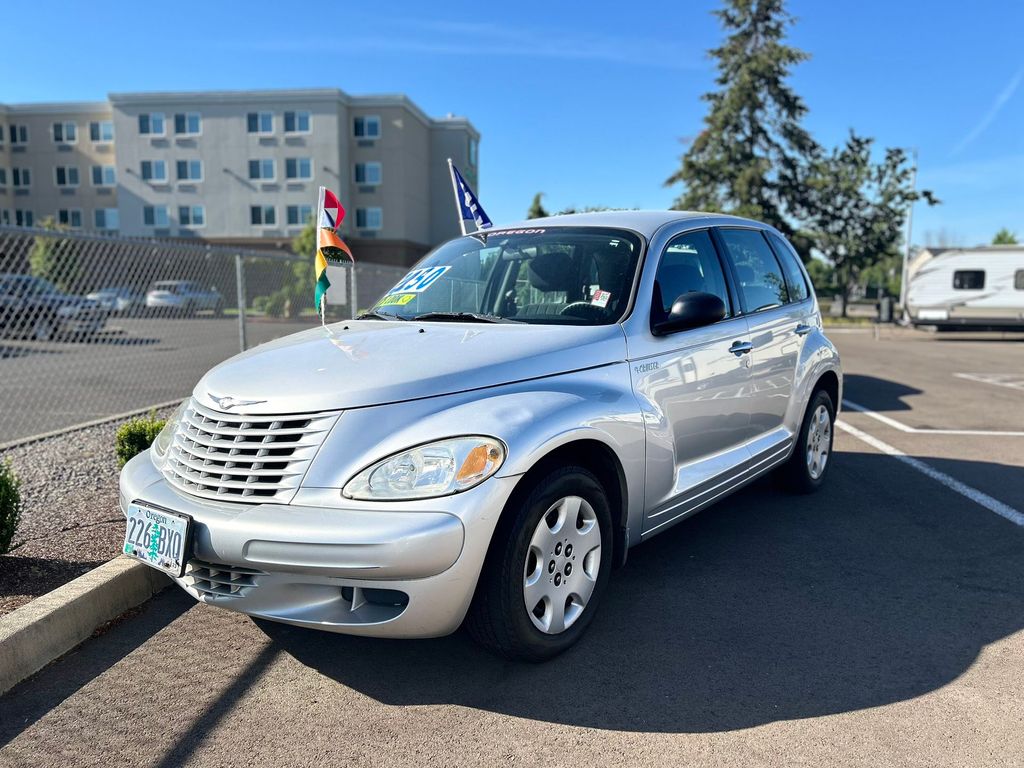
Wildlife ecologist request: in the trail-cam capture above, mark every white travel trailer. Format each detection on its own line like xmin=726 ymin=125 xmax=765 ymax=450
xmin=906 ymin=246 xmax=1024 ymax=329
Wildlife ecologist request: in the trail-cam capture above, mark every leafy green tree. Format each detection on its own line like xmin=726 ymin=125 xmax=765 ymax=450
xmin=993 ymin=228 xmax=1018 ymax=245
xmin=526 ymin=193 xmax=549 ymax=219
xmin=804 ymin=258 xmax=835 ymax=293
xmin=28 ymin=217 xmax=78 ymax=292
xmin=798 ymin=133 xmax=937 ymax=316
xmin=666 ymin=0 xmax=818 ymax=259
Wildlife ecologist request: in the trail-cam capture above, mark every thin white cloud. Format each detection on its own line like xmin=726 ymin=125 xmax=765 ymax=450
xmin=951 ymin=66 xmax=1024 ymax=155
xmin=225 ymin=17 xmax=701 ymax=71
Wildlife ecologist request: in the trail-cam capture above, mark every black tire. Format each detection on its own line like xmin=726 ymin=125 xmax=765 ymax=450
xmin=466 ymin=466 xmax=613 ymax=661
xmin=781 ymin=388 xmax=836 ymax=494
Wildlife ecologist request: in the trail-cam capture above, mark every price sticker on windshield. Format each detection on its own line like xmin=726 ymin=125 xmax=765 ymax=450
xmin=387 ymin=266 xmax=451 ymax=295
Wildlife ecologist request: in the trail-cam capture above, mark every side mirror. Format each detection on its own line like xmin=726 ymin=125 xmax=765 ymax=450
xmin=652 ymin=291 xmax=727 ymax=336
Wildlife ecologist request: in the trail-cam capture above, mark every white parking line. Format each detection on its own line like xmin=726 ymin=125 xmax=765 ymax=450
xmin=954 ymin=372 xmax=1024 ymax=392
xmin=836 ymin=419 xmax=1024 ymax=527
xmin=842 ymin=399 xmax=1024 ymax=437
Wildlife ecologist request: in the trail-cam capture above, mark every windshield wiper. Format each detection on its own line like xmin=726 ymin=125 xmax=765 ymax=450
xmin=412 ymin=311 xmax=521 ymax=324
xmin=355 ymin=310 xmax=408 ymax=321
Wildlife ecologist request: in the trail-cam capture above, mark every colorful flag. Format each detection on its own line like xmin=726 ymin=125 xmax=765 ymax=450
xmin=314 ymin=186 xmax=355 ymax=319
xmin=448 ymin=159 xmax=492 ymax=235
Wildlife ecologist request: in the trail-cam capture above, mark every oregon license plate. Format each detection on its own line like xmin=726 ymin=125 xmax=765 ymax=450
xmin=123 ymin=502 xmax=191 ymax=577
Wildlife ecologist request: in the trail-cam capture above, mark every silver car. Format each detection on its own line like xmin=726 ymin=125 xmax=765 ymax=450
xmin=119 ymin=211 xmax=841 ymax=660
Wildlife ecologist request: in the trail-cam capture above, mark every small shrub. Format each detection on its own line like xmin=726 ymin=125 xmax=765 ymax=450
xmin=0 ymin=460 xmax=22 ymax=555
xmin=116 ymin=412 xmax=167 ymax=467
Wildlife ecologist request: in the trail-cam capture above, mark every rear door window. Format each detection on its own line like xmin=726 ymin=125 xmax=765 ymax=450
xmin=717 ymin=228 xmax=789 ymax=312
xmin=653 ymin=230 xmax=731 ymax=321
xmin=765 ymin=232 xmax=810 ymax=302
xmin=953 ymin=270 xmax=985 ymax=290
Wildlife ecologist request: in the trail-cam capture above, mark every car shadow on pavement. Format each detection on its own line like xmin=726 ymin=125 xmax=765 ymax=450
xmin=841 ymin=373 xmax=921 ymax=412
xmin=259 ymin=451 xmax=1024 ymax=734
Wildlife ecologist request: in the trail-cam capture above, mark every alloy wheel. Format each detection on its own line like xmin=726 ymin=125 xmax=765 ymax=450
xmin=806 ymin=403 xmax=832 ymax=480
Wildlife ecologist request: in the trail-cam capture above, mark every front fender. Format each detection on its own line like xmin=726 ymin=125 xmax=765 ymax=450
xmin=301 ymin=364 xmax=647 ymax=542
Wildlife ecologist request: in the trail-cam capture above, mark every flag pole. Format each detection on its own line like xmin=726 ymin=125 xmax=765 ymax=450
xmin=447 ymin=158 xmax=468 ymax=236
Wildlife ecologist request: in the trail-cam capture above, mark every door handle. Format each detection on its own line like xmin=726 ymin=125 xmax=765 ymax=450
xmin=795 ymin=324 xmax=813 ymax=336
xmin=729 ymin=340 xmax=753 ymax=356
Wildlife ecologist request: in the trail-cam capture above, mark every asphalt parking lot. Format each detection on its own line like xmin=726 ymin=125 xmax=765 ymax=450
xmin=0 ymin=317 xmax=304 ymax=444
xmin=1 ymin=327 xmax=1022 ymax=767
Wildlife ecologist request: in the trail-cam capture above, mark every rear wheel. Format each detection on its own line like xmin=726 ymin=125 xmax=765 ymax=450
xmin=466 ymin=466 xmax=612 ymax=661
xmin=781 ymin=388 xmax=835 ymax=494
xmin=31 ymin=315 xmax=55 ymax=341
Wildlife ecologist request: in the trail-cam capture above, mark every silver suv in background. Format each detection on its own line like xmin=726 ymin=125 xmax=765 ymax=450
xmin=145 ymin=280 xmax=224 ymax=316
xmin=120 ymin=211 xmax=841 ymax=661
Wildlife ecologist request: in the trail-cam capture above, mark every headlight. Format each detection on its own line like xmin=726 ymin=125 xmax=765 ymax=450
xmin=343 ymin=436 xmax=506 ymax=500
xmin=150 ymin=399 xmax=188 ymax=466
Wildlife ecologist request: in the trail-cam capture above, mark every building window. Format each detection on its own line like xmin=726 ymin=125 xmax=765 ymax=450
xmin=174 ymin=112 xmax=202 ymax=135
xmin=52 ymin=122 xmax=77 ymax=144
xmin=0 ymin=210 xmax=8 ymax=225
xmin=143 ymin=205 xmax=170 ymax=227
xmin=354 ymin=161 xmax=382 ymax=185
xmin=284 ymin=110 xmax=311 ymax=133
xmin=469 ymin=137 xmax=478 ymax=167
xmin=141 ymin=160 xmax=168 ymax=182
xmin=138 ymin=113 xmax=166 ymax=135
xmin=250 ymin=205 xmax=276 ymax=226
xmin=91 ymin=165 xmax=116 ymax=186
xmin=55 ymin=167 xmax=80 ymax=187
xmin=286 ymin=204 xmax=313 ymax=226
xmin=0 ymin=169 xmax=6 ymax=186
xmin=15 ymin=209 xmax=34 ymax=227
xmin=353 ymin=116 xmax=381 ymax=138
xmin=90 ymin=121 xmax=115 ymax=142
xmin=95 ymin=208 xmax=119 ymax=230
xmin=247 ymin=112 xmax=274 ymax=134
xmin=176 ymin=159 xmax=203 ymax=182
xmin=952 ymin=270 xmax=985 ymax=290
xmin=9 ymin=125 xmax=28 ymax=144
xmin=57 ymin=209 xmax=83 ymax=228
xmin=285 ymin=157 xmax=312 ymax=180
xmin=12 ymin=168 xmax=31 ymax=188
xmin=248 ymin=159 xmax=276 ymax=181
xmin=179 ymin=205 xmax=206 ymax=227
xmin=355 ymin=207 xmax=382 ymax=230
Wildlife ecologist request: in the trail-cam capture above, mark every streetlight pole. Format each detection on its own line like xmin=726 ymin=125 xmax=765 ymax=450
xmin=898 ymin=148 xmax=918 ymax=324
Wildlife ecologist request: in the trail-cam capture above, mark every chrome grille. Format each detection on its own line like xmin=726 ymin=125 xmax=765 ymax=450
xmin=164 ymin=398 xmax=338 ymax=503
xmin=185 ymin=559 xmax=264 ymax=599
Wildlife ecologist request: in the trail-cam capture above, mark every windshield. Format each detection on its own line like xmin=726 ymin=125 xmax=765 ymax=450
xmin=368 ymin=227 xmax=644 ymax=325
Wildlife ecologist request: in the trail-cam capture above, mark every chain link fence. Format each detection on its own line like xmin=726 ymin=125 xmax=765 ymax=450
xmin=0 ymin=225 xmax=407 ymax=445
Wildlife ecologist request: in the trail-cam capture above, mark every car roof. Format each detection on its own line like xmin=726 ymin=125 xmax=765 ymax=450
xmin=488 ymin=210 xmax=771 ymax=239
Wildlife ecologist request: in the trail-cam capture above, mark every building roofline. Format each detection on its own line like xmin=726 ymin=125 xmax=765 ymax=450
xmin=3 ymin=101 xmax=111 ymax=114
xmin=108 ymin=88 xmax=348 ymax=105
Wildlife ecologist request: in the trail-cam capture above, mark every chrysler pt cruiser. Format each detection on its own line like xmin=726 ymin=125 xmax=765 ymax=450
xmin=119 ymin=211 xmax=841 ymax=661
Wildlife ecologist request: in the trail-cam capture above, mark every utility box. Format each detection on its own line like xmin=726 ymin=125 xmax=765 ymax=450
xmin=878 ymin=296 xmax=894 ymax=323
xmin=830 ymin=295 xmax=845 ymax=317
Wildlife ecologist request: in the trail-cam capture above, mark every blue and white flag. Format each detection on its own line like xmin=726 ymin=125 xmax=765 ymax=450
xmin=448 ymin=159 xmax=492 ymax=235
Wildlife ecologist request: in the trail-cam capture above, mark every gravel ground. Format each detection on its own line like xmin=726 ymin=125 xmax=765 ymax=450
xmin=0 ymin=408 xmax=173 ymax=616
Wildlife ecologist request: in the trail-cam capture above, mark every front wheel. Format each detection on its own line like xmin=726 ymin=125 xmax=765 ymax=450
xmin=781 ymin=388 xmax=836 ymax=494
xmin=466 ymin=466 xmax=612 ymax=661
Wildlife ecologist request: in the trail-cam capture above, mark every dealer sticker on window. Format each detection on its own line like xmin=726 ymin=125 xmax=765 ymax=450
xmin=591 ymin=289 xmax=612 ymax=308
xmin=386 ymin=265 xmax=451 ymax=295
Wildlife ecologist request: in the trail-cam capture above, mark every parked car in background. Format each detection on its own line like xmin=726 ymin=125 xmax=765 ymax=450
xmin=86 ymin=286 xmax=146 ymax=315
xmin=120 ymin=211 xmax=841 ymax=661
xmin=0 ymin=274 xmax=108 ymax=341
xmin=145 ymin=281 xmax=224 ymax=316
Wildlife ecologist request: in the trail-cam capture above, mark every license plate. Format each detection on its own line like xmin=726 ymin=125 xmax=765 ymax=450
xmin=123 ymin=502 xmax=191 ymax=577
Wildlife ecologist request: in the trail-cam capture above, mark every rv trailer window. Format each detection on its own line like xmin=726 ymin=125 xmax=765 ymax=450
xmin=1015 ymin=270 xmax=1024 ymax=290
xmin=952 ymin=270 xmax=985 ymax=290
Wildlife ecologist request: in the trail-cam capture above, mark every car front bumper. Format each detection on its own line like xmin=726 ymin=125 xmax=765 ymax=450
xmin=119 ymin=452 xmax=519 ymax=638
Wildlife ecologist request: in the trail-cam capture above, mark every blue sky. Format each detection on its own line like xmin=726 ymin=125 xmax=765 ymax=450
xmin=2 ymin=1 xmax=1021 ymax=247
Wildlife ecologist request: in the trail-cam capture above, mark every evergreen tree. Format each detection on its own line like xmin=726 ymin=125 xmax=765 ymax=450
xmin=666 ymin=0 xmax=817 ymax=258
xmin=992 ymin=228 xmax=1018 ymax=245
xmin=526 ymin=193 xmax=550 ymax=219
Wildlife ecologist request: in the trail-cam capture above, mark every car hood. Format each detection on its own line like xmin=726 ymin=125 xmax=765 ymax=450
xmin=194 ymin=321 xmax=627 ymax=414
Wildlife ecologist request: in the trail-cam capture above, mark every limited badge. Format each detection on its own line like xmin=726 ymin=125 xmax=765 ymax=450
xmin=591 ymin=289 xmax=611 ymax=308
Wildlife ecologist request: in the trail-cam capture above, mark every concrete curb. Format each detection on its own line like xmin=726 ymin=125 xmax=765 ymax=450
xmin=0 ymin=556 xmax=169 ymax=696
